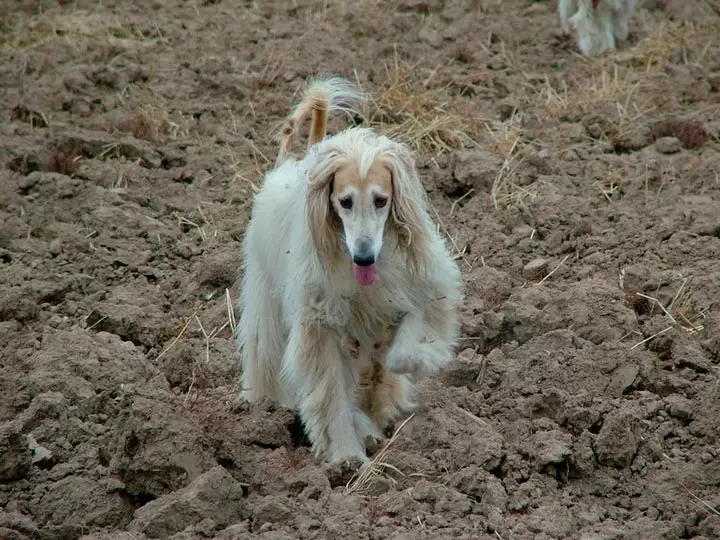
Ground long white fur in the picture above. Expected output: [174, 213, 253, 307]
[237, 76, 463, 464]
[558, 0, 639, 56]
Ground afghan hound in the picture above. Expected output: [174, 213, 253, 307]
[559, 0, 639, 56]
[236, 76, 463, 464]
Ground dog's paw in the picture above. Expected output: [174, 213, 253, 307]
[326, 432, 370, 467]
[353, 408, 383, 441]
[385, 345, 423, 377]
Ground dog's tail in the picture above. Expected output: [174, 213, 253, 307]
[277, 76, 364, 164]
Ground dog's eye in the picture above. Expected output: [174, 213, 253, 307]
[339, 197, 353, 210]
[374, 196, 388, 209]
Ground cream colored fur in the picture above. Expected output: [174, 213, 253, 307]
[559, 0, 639, 56]
[237, 76, 463, 464]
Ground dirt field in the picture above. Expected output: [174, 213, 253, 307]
[2, 0, 720, 538]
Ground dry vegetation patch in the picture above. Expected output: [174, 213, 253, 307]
[360, 59, 482, 155]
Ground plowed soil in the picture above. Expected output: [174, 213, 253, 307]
[2, 1, 720, 539]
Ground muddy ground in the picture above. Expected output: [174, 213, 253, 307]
[1, 0, 720, 539]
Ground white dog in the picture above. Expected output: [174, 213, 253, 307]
[558, 0, 639, 56]
[236, 76, 463, 464]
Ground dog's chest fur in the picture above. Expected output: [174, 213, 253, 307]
[341, 278, 426, 348]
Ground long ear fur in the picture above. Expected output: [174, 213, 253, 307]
[306, 149, 346, 267]
[381, 143, 430, 273]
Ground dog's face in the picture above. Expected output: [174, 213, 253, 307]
[330, 161, 392, 286]
[307, 132, 428, 285]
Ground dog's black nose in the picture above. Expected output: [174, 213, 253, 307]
[353, 253, 375, 266]
[353, 242, 375, 266]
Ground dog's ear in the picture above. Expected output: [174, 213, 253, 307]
[382, 143, 429, 273]
[306, 150, 343, 266]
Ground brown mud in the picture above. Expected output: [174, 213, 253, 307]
[1, 1, 720, 539]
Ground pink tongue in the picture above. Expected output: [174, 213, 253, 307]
[353, 263, 378, 286]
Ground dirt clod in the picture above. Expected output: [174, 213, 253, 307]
[129, 466, 250, 538]
[655, 136, 682, 154]
[522, 257, 550, 280]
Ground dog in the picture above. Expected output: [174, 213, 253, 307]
[558, 0, 639, 56]
[236, 76, 463, 464]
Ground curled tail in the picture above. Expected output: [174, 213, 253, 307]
[277, 76, 364, 164]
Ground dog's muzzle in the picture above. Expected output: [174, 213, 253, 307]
[352, 241, 375, 267]
[352, 241, 378, 286]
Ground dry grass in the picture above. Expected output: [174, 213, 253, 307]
[595, 170, 623, 203]
[153, 301, 239, 405]
[489, 137, 542, 211]
[114, 106, 190, 143]
[538, 62, 649, 133]
[482, 109, 542, 211]
[485, 110, 527, 158]
[46, 145, 84, 176]
[226, 142, 269, 196]
[620, 19, 696, 72]
[357, 58, 480, 156]
[2, 9, 155, 52]
[344, 414, 415, 496]
[620, 276, 707, 350]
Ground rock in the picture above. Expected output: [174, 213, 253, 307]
[529, 430, 573, 466]
[654, 136, 682, 154]
[526, 502, 575, 538]
[0, 527, 30, 540]
[411, 479, 440, 503]
[0, 511, 41, 539]
[594, 411, 638, 469]
[160, 147, 187, 169]
[109, 396, 217, 498]
[195, 251, 239, 292]
[612, 125, 654, 152]
[439, 353, 481, 389]
[49, 238, 62, 256]
[32, 475, 133, 528]
[571, 431, 596, 477]
[129, 466, 250, 538]
[672, 341, 712, 373]
[522, 258, 549, 280]
[365, 475, 391, 496]
[26, 330, 157, 405]
[79, 534, 144, 540]
[376, 490, 421, 517]
[664, 394, 693, 422]
[216, 522, 250, 537]
[0, 423, 31, 481]
[252, 499, 292, 525]
[605, 363, 640, 398]
[324, 456, 365, 488]
[444, 149, 504, 195]
[0, 287, 40, 323]
[435, 487, 473, 514]
[586, 123, 604, 139]
[27, 435, 54, 467]
[450, 466, 508, 510]
[397, 408, 504, 472]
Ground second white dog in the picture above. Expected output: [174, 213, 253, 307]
[237, 76, 463, 464]
[559, 0, 639, 56]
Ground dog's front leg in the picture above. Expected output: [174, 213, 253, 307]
[281, 321, 369, 464]
[385, 296, 459, 381]
[558, 0, 576, 35]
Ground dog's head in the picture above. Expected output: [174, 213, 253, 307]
[306, 128, 428, 286]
